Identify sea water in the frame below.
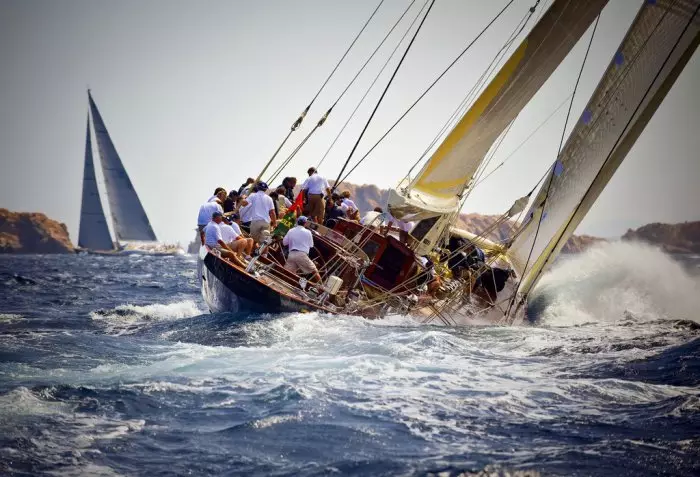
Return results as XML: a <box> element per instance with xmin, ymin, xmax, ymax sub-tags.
<box><xmin>0</xmin><ymin>242</ymin><xmax>698</xmax><ymax>476</ymax></box>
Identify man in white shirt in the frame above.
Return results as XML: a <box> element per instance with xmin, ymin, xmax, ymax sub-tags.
<box><xmin>197</xmin><ymin>196</ymin><xmax>224</xmax><ymax>244</ymax></box>
<box><xmin>301</xmin><ymin>167</ymin><xmax>330</xmax><ymax>224</ymax></box>
<box><xmin>221</xmin><ymin>214</ymin><xmax>254</xmax><ymax>259</ymax></box>
<box><xmin>204</xmin><ymin>211</ymin><xmax>245</xmax><ymax>267</ymax></box>
<box><xmin>246</xmin><ymin>182</ymin><xmax>277</xmax><ymax>244</ymax></box>
<box><xmin>361</xmin><ymin>207</ymin><xmax>385</xmax><ymax>230</ymax></box>
<box><xmin>384</xmin><ymin>212</ymin><xmax>414</xmax><ymax>245</ymax></box>
<box><xmin>282</xmin><ymin>216</ymin><xmax>321</xmax><ymax>282</ymax></box>
<box><xmin>340</xmin><ymin>190</ymin><xmax>359</xmax><ymax>221</ymax></box>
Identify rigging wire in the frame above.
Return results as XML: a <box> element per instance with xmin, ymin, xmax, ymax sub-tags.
<box><xmin>509</xmin><ymin>0</ymin><xmax>697</xmax><ymax>318</ymax></box>
<box><xmin>254</xmin><ymin>0</ymin><xmax>385</xmax><ymax>182</ymax></box>
<box><xmin>317</xmin><ymin>0</ymin><xmax>428</xmax><ymax>169</ymax></box>
<box><xmin>269</xmin><ymin>0</ymin><xmax>422</xmax><ymax>184</ymax></box>
<box><xmin>334</xmin><ymin>0</ymin><xmax>519</xmax><ymax>188</ymax></box>
<box><xmin>331</xmin><ymin>0</ymin><xmax>437</xmax><ymax>193</ymax></box>
<box><xmin>504</xmin><ymin>13</ymin><xmax>601</xmax><ymax>318</ymax></box>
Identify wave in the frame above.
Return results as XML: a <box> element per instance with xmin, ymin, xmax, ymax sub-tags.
<box><xmin>530</xmin><ymin>241</ymin><xmax>700</xmax><ymax>326</ymax></box>
<box><xmin>90</xmin><ymin>300</ymin><xmax>203</xmax><ymax>335</ymax></box>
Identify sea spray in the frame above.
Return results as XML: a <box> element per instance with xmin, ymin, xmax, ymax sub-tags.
<box><xmin>530</xmin><ymin>241</ymin><xmax>700</xmax><ymax>326</ymax></box>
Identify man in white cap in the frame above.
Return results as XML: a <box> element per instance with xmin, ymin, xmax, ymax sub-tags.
<box><xmin>282</xmin><ymin>216</ymin><xmax>322</xmax><ymax>283</ymax></box>
<box><xmin>247</xmin><ymin>181</ymin><xmax>277</xmax><ymax>244</ymax></box>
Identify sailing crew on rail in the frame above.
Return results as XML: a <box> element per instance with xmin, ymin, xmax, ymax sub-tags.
<box><xmin>204</xmin><ymin>211</ymin><xmax>246</xmax><ymax>267</ymax></box>
<box><xmin>282</xmin><ymin>216</ymin><xmax>322</xmax><ymax>283</ymax></box>
<box><xmin>220</xmin><ymin>213</ymin><xmax>254</xmax><ymax>260</ymax></box>
<box><xmin>340</xmin><ymin>191</ymin><xmax>359</xmax><ymax>221</ymax></box>
<box><xmin>247</xmin><ymin>181</ymin><xmax>277</xmax><ymax>244</ymax></box>
<box><xmin>301</xmin><ymin>167</ymin><xmax>330</xmax><ymax>224</ymax></box>
<box><xmin>196</xmin><ymin>193</ymin><xmax>224</xmax><ymax>244</ymax></box>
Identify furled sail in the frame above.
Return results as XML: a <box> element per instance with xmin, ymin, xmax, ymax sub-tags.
<box><xmin>78</xmin><ymin>114</ymin><xmax>114</xmax><ymax>251</ymax></box>
<box><xmin>507</xmin><ymin>0</ymin><xmax>700</xmax><ymax>301</ymax></box>
<box><xmin>389</xmin><ymin>0</ymin><xmax>609</xmax><ymax>219</ymax></box>
<box><xmin>88</xmin><ymin>91</ymin><xmax>157</xmax><ymax>243</ymax></box>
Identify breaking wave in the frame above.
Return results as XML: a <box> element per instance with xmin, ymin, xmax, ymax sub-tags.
<box><xmin>531</xmin><ymin>242</ymin><xmax>700</xmax><ymax>326</ymax></box>
<box><xmin>90</xmin><ymin>300</ymin><xmax>203</xmax><ymax>335</ymax></box>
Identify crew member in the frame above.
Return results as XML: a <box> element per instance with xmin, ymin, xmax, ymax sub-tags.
<box><xmin>220</xmin><ymin>214</ymin><xmax>254</xmax><ymax>259</ymax></box>
<box><xmin>196</xmin><ymin>196</ymin><xmax>224</xmax><ymax>244</ymax></box>
<box><xmin>247</xmin><ymin>181</ymin><xmax>277</xmax><ymax>244</ymax></box>
<box><xmin>301</xmin><ymin>167</ymin><xmax>330</xmax><ymax>224</ymax></box>
<box><xmin>340</xmin><ymin>191</ymin><xmax>359</xmax><ymax>221</ymax></box>
<box><xmin>223</xmin><ymin>190</ymin><xmax>239</xmax><ymax>213</ymax></box>
<box><xmin>204</xmin><ymin>211</ymin><xmax>245</xmax><ymax>267</ymax></box>
<box><xmin>384</xmin><ymin>212</ymin><xmax>413</xmax><ymax>245</ymax></box>
<box><xmin>282</xmin><ymin>216</ymin><xmax>322</xmax><ymax>283</ymax></box>
<box><xmin>278</xmin><ymin>177</ymin><xmax>297</xmax><ymax>202</ymax></box>
<box><xmin>237</xmin><ymin>178</ymin><xmax>254</xmax><ymax>195</ymax></box>
<box><xmin>361</xmin><ymin>207</ymin><xmax>385</xmax><ymax>229</ymax></box>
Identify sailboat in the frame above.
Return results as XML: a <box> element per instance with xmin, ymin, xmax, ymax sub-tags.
<box><xmin>198</xmin><ymin>0</ymin><xmax>699</xmax><ymax>323</ymax></box>
<box><xmin>77</xmin><ymin>91</ymin><xmax>183</xmax><ymax>255</ymax></box>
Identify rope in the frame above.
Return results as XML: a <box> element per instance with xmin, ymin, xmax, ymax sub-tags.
<box><xmin>509</xmin><ymin>0</ymin><xmax>697</xmax><ymax>317</ymax></box>
<box><xmin>504</xmin><ymin>13</ymin><xmax>600</xmax><ymax>319</ymax></box>
<box><xmin>254</xmin><ymin>0</ymin><xmax>385</xmax><ymax>183</ymax></box>
<box><xmin>334</xmin><ymin>0</ymin><xmax>519</xmax><ymax>188</ymax></box>
<box><xmin>331</xmin><ymin>0</ymin><xmax>437</xmax><ymax>195</ymax></box>
<box><xmin>317</xmin><ymin>0</ymin><xmax>428</xmax><ymax>169</ymax></box>
<box><xmin>270</xmin><ymin>0</ymin><xmax>422</xmax><ymax>183</ymax></box>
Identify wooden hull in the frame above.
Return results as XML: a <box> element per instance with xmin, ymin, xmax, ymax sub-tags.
<box><xmin>199</xmin><ymin>250</ymin><xmax>330</xmax><ymax>315</ymax></box>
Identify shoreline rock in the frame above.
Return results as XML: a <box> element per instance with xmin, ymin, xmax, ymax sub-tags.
<box><xmin>0</xmin><ymin>209</ymin><xmax>74</xmax><ymax>254</ymax></box>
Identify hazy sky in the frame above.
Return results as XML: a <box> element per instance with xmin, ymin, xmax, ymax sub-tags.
<box><xmin>1</xmin><ymin>0</ymin><xmax>698</xmax><ymax>246</ymax></box>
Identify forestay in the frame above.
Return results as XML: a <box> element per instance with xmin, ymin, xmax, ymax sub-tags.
<box><xmin>507</xmin><ymin>0</ymin><xmax>700</xmax><ymax>299</ymax></box>
<box><xmin>78</xmin><ymin>114</ymin><xmax>114</xmax><ymax>251</ymax></box>
<box><xmin>389</xmin><ymin>0</ymin><xmax>609</xmax><ymax>220</ymax></box>
<box><xmin>88</xmin><ymin>92</ymin><xmax>157</xmax><ymax>243</ymax></box>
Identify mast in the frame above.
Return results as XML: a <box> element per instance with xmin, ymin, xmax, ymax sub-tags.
<box><xmin>77</xmin><ymin>113</ymin><xmax>114</xmax><ymax>251</ymax></box>
<box><xmin>88</xmin><ymin>91</ymin><xmax>157</xmax><ymax>243</ymax></box>
<box><xmin>507</xmin><ymin>0</ymin><xmax>700</xmax><ymax>303</ymax></box>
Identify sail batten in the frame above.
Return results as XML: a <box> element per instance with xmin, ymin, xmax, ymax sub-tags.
<box><xmin>88</xmin><ymin>92</ymin><xmax>157</xmax><ymax>243</ymax></box>
<box><xmin>508</xmin><ymin>0</ymin><xmax>700</xmax><ymax>299</ymax></box>
<box><xmin>78</xmin><ymin>114</ymin><xmax>114</xmax><ymax>251</ymax></box>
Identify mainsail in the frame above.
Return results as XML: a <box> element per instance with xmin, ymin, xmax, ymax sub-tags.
<box><xmin>88</xmin><ymin>91</ymin><xmax>157</xmax><ymax>243</ymax></box>
<box><xmin>507</xmin><ymin>0</ymin><xmax>700</xmax><ymax>300</ymax></box>
<box><xmin>389</xmin><ymin>0</ymin><xmax>609</xmax><ymax>219</ymax></box>
<box><xmin>78</xmin><ymin>114</ymin><xmax>114</xmax><ymax>251</ymax></box>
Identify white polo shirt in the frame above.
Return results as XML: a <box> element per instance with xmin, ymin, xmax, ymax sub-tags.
<box><xmin>197</xmin><ymin>201</ymin><xmax>223</xmax><ymax>226</ymax></box>
<box><xmin>283</xmin><ymin>225</ymin><xmax>314</xmax><ymax>254</ymax></box>
<box><xmin>247</xmin><ymin>191</ymin><xmax>275</xmax><ymax>223</ymax></box>
<box><xmin>361</xmin><ymin>211</ymin><xmax>384</xmax><ymax>226</ymax></box>
<box><xmin>342</xmin><ymin>198</ymin><xmax>357</xmax><ymax>212</ymax></box>
<box><xmin>301</xmin><ymin>174</ymin><xmax>330</xmax><ymax>195</ymax></box>
<box><xmin>220</xmin><ymin>223</ymin><xmax>240</xmax><ymax>243</ymax></box>
<box><xmin>204</xmin><ymin>221</ymin><xmax>224</xmax><ymax>247</ymax></box>
<box><xmin>239</xmin><ymin>203</ymin><xmax>253</xmax><ymax>223</ymax></box>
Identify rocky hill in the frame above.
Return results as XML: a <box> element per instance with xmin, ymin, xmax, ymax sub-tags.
<box><xmin>622</xmin><ymin>221</ymin><xmax>700</xmax><ymax>253</ymax></box>
<box><xmin>0</xmin><ymin>209</ymin><xmax>74</xmax><ymax>253</ymax></box>
<box><xmin>338</xmin><ymin>182</ymin><xmax>603</xmax><ymax>253</ymax></box>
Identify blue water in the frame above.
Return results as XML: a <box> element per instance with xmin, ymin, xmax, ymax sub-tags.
<box><xmin>0</xmin><ymin>243</ymin><xmax>699</xmax><ymax>476</ymax></box>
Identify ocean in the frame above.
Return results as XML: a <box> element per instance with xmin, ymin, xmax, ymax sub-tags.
<box><xmin>0</xmin><ymin>242</ymin><xmax>698</xmax><ymax>476</ymax></box>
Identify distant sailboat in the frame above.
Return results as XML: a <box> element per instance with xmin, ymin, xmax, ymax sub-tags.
<box><xmin>78</xmin><ymin>114</ymin><xmax>114</xmax><ymax>252</ymax></box>
<box><xmin>77</xmin><ymin>91</ymin><xmax>182</xmax><ymax>255</ymax></box>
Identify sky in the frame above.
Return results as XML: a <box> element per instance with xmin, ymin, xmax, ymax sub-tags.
<box><xmin>1</xmin><ymin>0</ymin><xmax>698</xmax><ymax>246</ymax></box>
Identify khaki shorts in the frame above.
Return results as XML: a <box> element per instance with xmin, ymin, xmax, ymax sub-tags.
<box><xmin>250</xmin><ymin>220</ymin><xmax>271</xmax><ymax>243</ymax></box>
<box><xmin>307</xmin><ymin>194</ymin><xmax>324</xmax><ymax>219</ymax></box>
<box><xmin>284</xmin><ymin>251</ymin><xmax>318</xmax><ymax>275</ymax></box>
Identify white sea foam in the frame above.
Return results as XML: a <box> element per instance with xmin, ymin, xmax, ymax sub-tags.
<box><xmin>90</xmin><ymin>300</ymin><xmax>202</xmax><ymax>335</ymax></box>
<box><xmin>533</xmin><ymin>241</ymin><xmax>700</xmax><ymax>326</ymax></box>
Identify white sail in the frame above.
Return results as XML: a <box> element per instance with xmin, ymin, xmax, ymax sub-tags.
<box><xmin>389</xmin><ymin>0</ymin><xmax>609</xmax><ymax>220</ymax></box>
<box><xmin>88</xmin><ymin>91</ymin><xmax>157</xmax><ymax>243</ymax></box>
<box><xmin>507</xmin><ymin>0</ymin><xmax>700</xmax><ymax>300</ymax></box>
<box><xmin>77</xmin><ymin>114</ymin><xmax>114</xmax><ymax>251</ymax></box>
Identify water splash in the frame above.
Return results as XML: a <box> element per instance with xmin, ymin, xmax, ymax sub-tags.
<box><xmin>90</xmin><ymin>300</ymin><xmax>203</xmax><ymax>335</ymax></box>
<box><xmin>531</xmin><ymin>242</ymin><xmax>700</xmax><ymax>326</ymax></box>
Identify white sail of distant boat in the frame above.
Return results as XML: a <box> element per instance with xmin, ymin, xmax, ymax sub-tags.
<box><xmin>88</xmin><ymin>90</ymin><xmax>157</xmax><ymax>244</ymax></box>
<box><xmin>507</xmin><ymin>0</ymin><xmax>700</xmax><ymax>304</ymax></box>
<box><xmin>78</xmin><ymin>113</ymin><xmax>114</xmax><ymax>251</ymax></box>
